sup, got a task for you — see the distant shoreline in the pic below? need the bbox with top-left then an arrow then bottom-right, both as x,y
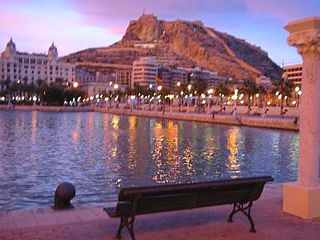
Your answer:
0,104 -> 299,131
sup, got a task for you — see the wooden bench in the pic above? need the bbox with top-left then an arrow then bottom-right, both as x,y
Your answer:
104,176 -> 273,239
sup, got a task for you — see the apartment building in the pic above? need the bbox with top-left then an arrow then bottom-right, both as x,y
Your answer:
283,64 -> 302,87
131,57 -> 158,88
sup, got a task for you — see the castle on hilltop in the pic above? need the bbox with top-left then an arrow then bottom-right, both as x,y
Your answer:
0,38 -> 75,90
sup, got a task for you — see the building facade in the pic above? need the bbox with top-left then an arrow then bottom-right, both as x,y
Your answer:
283,64 -> 302,87
131,57 -> 158,88
156,67 -> 189,90
115,69 -> 132,88
0,38 -> 75,89
179,67 -> 226,89
80,82 -> 111,98
77,68 -> 131,97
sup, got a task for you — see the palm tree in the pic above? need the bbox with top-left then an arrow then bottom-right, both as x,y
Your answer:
256,85 -> 267,107
214,83 -> 231,111
239,80 -> 259,113
272,77 -> 295,114
193,76 -> 207,106
193,77 -> 207,94
55,77 -> 64,86
8,82 -> 19,98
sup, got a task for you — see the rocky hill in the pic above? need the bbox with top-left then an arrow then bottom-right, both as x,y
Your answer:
63,14 -> 282,80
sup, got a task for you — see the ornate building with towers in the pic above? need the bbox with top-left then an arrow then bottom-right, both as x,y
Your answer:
0,38 -> 75,90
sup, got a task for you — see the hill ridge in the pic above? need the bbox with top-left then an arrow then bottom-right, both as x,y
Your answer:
63,14 -> 282,81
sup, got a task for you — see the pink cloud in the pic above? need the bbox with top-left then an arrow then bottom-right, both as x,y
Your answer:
65,0 -> 320,29
64,0 -> 245,33
0,3 -> 118,56
240,0 -> 320,22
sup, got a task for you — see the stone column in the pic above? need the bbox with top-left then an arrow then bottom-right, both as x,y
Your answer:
283,17 -> 320,219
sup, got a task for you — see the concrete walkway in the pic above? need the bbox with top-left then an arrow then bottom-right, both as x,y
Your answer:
0,104 -> 299,131
0,184 -> 319,240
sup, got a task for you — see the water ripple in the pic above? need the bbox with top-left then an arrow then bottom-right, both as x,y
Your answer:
0,111 -> 299,211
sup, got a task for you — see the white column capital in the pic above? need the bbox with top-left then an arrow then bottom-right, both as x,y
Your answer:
285,17 -> 320,54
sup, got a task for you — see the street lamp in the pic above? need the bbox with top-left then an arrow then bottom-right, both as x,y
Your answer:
187,84 -> 192,113
113,84 -> 119,108
73,82 -> 79,88
154,85 -> 162,112
294,86 -> 301,107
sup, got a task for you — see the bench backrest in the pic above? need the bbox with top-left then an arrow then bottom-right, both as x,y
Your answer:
115,176 -> 273,216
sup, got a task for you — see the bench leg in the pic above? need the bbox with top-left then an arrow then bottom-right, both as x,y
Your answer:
116,217 -> 125,239
116,216 -> 136,240
227,203 -> 237,223
126,216 -> 135,240
227,202 -> 256,233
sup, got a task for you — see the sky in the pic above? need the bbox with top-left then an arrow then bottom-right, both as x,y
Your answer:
0,0 -> 319,66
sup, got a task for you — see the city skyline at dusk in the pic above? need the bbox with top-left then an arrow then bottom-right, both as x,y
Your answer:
1,0 -> 319,66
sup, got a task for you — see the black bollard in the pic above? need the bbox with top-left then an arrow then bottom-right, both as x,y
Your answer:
54,182 -> 76,209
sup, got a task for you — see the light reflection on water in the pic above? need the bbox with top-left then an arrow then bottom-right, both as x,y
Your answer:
0,111 -> 299,211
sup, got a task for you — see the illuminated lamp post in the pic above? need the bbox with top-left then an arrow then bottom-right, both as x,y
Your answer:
176,81 -> 181,111
294,86 -> 302,107
113,84 -> 119,108
187,84 -> 192,113
148,84 -> 153,110
207,89 -> 214,114
155,85 -> 162,112
130,95 -> 135,112
169,94 -> 174,113
231,89 -> 238,116
73,82 -> 79,88
179,90 -> 184,112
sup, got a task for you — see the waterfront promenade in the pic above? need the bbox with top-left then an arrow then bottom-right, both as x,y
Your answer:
0,104 -> 299,131
1,184 -> 319,240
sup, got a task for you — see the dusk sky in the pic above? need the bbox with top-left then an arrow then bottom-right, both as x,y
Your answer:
1,0 -> 319,66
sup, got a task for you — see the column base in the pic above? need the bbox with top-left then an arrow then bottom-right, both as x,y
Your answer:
283,182 -> 320,219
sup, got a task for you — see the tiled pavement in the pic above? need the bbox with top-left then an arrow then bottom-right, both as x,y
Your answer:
0,184 -> 319,240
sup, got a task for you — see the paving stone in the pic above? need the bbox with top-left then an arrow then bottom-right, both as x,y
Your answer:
0,184 -> 319,240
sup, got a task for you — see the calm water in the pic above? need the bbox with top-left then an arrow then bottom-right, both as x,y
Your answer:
0,111 -> 299,211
